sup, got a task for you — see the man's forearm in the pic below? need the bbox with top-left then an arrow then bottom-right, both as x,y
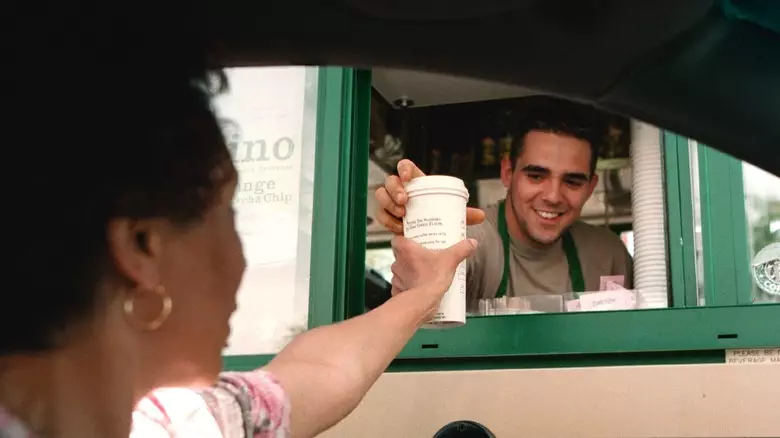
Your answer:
264,288 -> 438,437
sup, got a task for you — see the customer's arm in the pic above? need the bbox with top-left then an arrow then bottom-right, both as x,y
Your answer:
132,237 -> 476,438
264,289 -> 435,437
265,237 -> 476,438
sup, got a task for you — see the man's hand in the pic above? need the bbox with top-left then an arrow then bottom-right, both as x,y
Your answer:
374,159 -> 485,234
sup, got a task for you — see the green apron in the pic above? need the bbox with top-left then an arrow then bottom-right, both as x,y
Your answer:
495,200 -> 585,298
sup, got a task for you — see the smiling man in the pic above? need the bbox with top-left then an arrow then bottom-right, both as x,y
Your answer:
375,101 -> 633,311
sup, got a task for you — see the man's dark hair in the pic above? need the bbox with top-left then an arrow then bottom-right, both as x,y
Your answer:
510,96 -> 605,177
3,4 -> 231,354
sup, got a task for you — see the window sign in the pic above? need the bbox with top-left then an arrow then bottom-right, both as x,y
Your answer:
212,67 -> 318,355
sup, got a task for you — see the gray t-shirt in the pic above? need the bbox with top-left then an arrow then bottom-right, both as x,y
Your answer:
466,204 -> 634,311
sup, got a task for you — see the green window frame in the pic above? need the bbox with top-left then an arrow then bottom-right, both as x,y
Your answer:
350,128 -> 780,371
664,132 -> 700,307
696,143 -> 755,306
223,67 -> 372,371
222,67 -> 779,373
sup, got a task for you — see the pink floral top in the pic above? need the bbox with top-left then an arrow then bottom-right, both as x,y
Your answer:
0,370 -> 290,438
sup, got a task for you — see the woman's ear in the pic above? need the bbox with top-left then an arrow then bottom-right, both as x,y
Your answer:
106,218 -> 164,290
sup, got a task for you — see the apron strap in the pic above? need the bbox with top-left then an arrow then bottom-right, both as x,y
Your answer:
495,200 -> 585,298
496,200 -> 511,298
562,231 -> 585,295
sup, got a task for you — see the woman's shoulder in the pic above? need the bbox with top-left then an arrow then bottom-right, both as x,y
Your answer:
133,369 -> 290,438
0,405 -> 36,438
203,369 -> 290,436
133,387 -> 223,437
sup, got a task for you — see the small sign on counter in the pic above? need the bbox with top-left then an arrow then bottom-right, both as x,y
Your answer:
577,289 -> 637,311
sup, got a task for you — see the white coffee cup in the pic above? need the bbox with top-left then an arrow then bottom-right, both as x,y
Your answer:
403,175 -> 470,328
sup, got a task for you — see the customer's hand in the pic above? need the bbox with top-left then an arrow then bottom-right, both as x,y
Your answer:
389,235 -> 478,302
374,159 -> 486,235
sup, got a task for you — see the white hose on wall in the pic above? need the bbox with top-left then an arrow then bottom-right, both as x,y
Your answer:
630,121 -> 669,308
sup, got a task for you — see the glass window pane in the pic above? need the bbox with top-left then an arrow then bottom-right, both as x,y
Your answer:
688,141 -> 707,305
366,247 -> 394,284
365,247 -> 394,311
743,162 -> 780,303
364,68 -> 675,317
690,142 -> 780,306
214,66 -> 319,355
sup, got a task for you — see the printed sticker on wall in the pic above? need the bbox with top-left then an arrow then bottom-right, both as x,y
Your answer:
725,348 -> 780,365
752,242 -> 780,296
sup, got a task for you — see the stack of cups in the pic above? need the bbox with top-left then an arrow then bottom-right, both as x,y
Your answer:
403,175 -> 470,328
630,121 -> 669,308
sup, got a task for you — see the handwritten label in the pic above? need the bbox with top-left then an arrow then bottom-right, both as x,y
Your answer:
725,348 -> 780,365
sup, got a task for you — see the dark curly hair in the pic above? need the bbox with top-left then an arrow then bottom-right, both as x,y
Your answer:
2,4 -> 233,354
510,96 -> 605,177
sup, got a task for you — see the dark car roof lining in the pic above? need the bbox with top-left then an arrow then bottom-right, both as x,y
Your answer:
601,9 -> 780,174
213,0 -> 779,176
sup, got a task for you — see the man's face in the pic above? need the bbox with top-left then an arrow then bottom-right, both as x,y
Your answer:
500,130 -> 598,247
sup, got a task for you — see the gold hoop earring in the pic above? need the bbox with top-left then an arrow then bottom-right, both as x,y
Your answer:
123,285 -> 173,331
